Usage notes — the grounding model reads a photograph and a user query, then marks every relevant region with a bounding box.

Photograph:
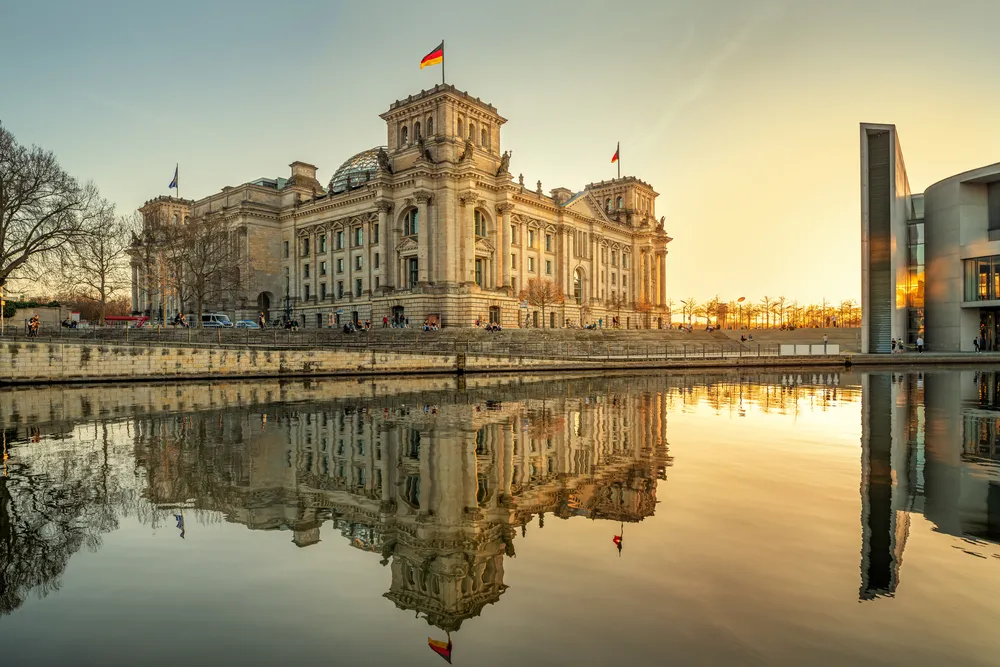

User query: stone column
[659,253,667,306]
[415,192,431,284]
[377,201,394,289]
[498,204,513,289]
[458,194,476,284]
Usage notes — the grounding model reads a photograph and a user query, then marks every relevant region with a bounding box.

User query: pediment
[395,236,418,253]
[475,238,495,254]
[564,191,610,222]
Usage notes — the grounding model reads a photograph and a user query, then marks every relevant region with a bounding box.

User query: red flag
[611,143,619,163]
[420,41,444,69]
[612,534,622,547]
[428,637,453,663]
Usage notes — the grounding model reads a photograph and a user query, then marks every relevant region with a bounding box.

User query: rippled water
[1,370,999,666]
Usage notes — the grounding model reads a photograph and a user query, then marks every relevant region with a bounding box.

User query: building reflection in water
[71,375,670,633]
[860,370,1000,601]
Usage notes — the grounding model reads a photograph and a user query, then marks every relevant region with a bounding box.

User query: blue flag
[169,164,178,190]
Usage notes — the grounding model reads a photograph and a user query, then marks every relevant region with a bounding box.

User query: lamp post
[737,296,745,329]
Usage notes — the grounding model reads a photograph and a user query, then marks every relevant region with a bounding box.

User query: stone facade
[133,84,672,328]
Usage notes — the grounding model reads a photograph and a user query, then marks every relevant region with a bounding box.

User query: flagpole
[618,146,621,180]
[441,40,445,85]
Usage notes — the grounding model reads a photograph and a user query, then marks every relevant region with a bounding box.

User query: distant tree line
[669,296,860,329]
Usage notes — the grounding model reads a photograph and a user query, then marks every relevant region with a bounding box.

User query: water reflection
[1,370,999,663]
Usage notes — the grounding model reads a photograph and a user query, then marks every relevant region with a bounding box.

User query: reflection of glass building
[860,370,1000,600]
[861,122,1000,351]
[133,383,671,633]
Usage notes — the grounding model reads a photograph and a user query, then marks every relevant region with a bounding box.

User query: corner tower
[380,84,507,173]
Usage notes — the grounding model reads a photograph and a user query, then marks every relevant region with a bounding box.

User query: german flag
[611,142,620,163]
[420,41,444,69]
[428,636,453,663]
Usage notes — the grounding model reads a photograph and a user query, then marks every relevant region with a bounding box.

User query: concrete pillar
[659,253,666,306]
[499,204,513,289]
[416,193,431,284]
[377,201,394,289]
[459,197,476,284]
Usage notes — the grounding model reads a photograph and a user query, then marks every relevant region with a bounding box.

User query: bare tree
[634,298,653,328]
[608,292,628,325]
[176,215,244,326]
[680,297,698,326]
[53,209,136,324]
[0,122,100,290]
[664,297,675,325]
[760,296,772,328]
[518,278,564,329]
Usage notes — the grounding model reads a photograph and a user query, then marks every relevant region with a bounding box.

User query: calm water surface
[1,370,998,666]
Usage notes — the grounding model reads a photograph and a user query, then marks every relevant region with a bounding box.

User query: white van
[200,313,233,328]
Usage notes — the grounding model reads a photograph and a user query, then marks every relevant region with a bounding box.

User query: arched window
[457,119,463,138]
[605,198,611,212]
[400,124,408,145]
[427,116,434,135]
[481,128,488,147]
[469,122,476,141]
[414,121,421,140]
[574,271,584,305]
[404,209,419,236]
[616,196,623,209]
[474,210,488,237]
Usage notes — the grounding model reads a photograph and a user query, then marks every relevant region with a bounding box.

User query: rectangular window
[408,258,419,288]
[512,253,517,269]
[320,261,327,276]
[374,276,380,289]
[528,257,535,273]
[319,234,326,253]
[611,251,617,267]
[304,284,311,300]
[303,263,310,278]
[622,255,628,269]
[283,240,289,258]
[475,259,484,287]
[320,282,327,299]
[373,224,379,243]
[355,278,362,297]
[623,275,627,288]
[336,231,344,250]
[337,258,344,273]
[545,260,552,275]
[611,274,616,285]
[511,224,517,244]
[337,281,344,298]
[354,227,363,247]
[374,252,380,269]
[302,238,310,256]
[545,234,552,252]
[528,230,535,248]
[355,255,362,270]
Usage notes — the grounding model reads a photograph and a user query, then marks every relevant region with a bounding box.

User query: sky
[4,0,1000,304]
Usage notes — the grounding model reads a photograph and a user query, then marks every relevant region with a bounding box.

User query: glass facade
[907,220,924,345]
[963,254,1000,301]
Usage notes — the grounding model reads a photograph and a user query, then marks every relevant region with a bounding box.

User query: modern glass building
[861,122,999,352]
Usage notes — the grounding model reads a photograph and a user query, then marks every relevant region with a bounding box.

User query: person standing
[258,311,266,328]
[916,335,924,353]
[975,337,981,353]
[823,333,829,353]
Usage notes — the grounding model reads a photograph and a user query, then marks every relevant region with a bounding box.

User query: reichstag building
[134,84,673,328]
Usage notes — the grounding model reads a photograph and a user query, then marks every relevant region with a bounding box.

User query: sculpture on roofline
[459,140,474,162]
[377,147,393,174]
[496,150,511,176]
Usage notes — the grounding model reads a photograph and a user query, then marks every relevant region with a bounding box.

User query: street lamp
[737,296,745,329]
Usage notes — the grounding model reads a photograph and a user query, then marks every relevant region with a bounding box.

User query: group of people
[474,318,503,332]
[382,314,409,328]
[342,320,371,333]
[891,336,924,352]
[26,315,40,337]
[423,319,440,332]
[172,312,190,328]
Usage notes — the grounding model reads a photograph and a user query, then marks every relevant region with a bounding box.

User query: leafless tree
[518,278,564,328]
[0,122,100,290]
[608,292,629,325]
[176,215,244,326]
[52,208,136,324]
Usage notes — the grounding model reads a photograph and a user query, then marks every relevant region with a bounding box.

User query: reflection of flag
[428,637,452,663]
[611,143,619,163]
[612,534,622,548]
[175,513,186,540]
[420,41,444,69]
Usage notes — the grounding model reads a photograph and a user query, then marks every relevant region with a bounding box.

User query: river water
[0,370,998,666]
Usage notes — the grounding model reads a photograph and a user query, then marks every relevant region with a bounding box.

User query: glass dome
[328,146,385,194]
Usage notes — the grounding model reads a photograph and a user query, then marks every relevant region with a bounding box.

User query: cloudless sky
[4,0,1000,304]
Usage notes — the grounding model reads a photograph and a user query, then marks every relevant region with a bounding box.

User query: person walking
[975,337,981,353]
[916,335,924,353]
[823,333,829,353]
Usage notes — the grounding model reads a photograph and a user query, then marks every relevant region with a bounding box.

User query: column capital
[413,190,433,204]
[496,203,515,214]
[458,191,477,206]
[375,200,394,213]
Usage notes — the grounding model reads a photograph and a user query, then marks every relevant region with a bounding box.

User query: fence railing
[0,327,789,361]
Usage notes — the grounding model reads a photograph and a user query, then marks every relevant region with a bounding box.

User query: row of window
[397,117,492,150]
[290,259,423,300]
[303,278,367,300]
[287,226,380,258]
[965,255,1000,302]
[302,253,380,278]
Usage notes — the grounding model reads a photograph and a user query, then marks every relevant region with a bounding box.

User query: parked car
[199,313,234,328]
[234,320,259,329]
